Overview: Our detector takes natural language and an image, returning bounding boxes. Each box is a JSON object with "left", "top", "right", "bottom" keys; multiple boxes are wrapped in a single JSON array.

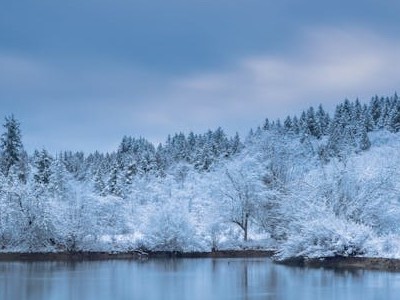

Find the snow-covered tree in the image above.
[
  {"left": 33, "top": 149, "right": 53, "bottom": 186},
  {"left": 0, "top": 115, "right": 27, "bottom": 182}
]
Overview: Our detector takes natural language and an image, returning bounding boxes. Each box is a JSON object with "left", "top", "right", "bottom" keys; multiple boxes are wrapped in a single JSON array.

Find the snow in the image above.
[{"left": 2, "top": 97, "right": 400, "bottom": 260}]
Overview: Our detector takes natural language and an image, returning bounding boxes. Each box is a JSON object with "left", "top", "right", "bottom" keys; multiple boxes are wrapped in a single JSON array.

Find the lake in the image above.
[{"left": 1, "top": 257, "right": 400, "bottom": 299}]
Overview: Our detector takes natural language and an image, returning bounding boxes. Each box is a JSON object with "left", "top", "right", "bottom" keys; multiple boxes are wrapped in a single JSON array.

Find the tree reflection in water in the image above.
[{"left": 1, "top": 258, "right": 400, "bottom": 300}]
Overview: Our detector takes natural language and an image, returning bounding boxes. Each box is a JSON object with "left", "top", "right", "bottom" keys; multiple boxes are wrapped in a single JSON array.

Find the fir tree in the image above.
[
  {"left": 284, "top": 116, "right": 293, "bottom": 133},
  {"left": 106, "top": 164, "right": 122, "bottom": 197},
  {"left": 369, "top": 95, "right": 382, "bottom": 127},
  {"left": 230, "top": 132, "right": 242, "bottom": 155},
  {"left": 292, "top": 116, "right": 300, "bottom": 134},
  {"left": 33, "top": 149, "right": 53, "bottom": 185},
  {"left": 299, "top": 111, "right": 308, "bottom": 135},
  {"left": 306, "top": 107, "right": 321, "bottom": 138},
  {"left": 363, "top": 104, "right": 374, "bottom": 132},
  {"left": 358, "top": 127, "right": 371, "bottom": 151},
  {"left": 389, "top": 102, "right": 400, "bottom": 133},
  {"left": 49, "top": 158, "right": 70, "bottom": 201},
  {"left": 93, "top": 168, "right": 106, "bottom": 196},
  {"left": 0, "top": 115, "right": 26, "bottom": 181},
  {"left": 262, "top": 118, "right": 270, "bottom": 131}
]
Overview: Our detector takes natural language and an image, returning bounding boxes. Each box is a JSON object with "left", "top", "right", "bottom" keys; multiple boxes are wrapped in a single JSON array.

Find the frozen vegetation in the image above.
[{"left": 1, "top": 94, "right": 400, "bottom": 260}]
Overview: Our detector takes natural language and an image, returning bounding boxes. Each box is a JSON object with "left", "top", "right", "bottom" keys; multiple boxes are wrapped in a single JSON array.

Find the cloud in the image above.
[
  {"left": 0, "top": 53, "right": 52, "bottom": 93},
  {"left": 165, "top": 27, "right": 400, "bottom": 125},
  {"left": 1, "top": 27, "right": 400, "bottom": 152}
]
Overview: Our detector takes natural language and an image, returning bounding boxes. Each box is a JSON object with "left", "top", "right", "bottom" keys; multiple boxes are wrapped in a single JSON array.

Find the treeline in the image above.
[
  {"left": 1, "top": 93, "right": 400, "bottom": 254},
  {"left": 67, "top": 128, "right": 243, "bottom": 198},
  {"left": 8, "top": 93, "right": 398, "bottom": 198},
  {"left": 64, "top": 93, "right": 400, "bottom": 198},
  {"left": 250, "top": 94, "right": 400, "bottom": 158}
]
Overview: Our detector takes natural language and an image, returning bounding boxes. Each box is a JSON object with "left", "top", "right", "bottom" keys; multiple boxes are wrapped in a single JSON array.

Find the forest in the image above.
[{"left": 1, "top": 94, "right": 400, "bottom": 260}]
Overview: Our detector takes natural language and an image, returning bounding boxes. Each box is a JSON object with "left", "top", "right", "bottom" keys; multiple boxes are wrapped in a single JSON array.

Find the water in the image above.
[{"left": 1, "top": 258, "right": 400, "bottom": 300}]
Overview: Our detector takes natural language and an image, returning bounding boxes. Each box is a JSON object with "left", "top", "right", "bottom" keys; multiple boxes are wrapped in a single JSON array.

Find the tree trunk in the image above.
[{"left": 244, "top": 214, "right": 248, "bottom": 241}]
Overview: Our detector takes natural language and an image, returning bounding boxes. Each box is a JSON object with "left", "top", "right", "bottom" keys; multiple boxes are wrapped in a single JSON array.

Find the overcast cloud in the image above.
[{"left": 0, "top": 1, "right": 399, "bottom": 153}]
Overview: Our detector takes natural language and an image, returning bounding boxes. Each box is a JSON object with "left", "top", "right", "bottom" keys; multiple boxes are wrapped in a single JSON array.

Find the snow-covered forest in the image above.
[{"left": 2, "top": 94, "right": 400, "bottom": 259}]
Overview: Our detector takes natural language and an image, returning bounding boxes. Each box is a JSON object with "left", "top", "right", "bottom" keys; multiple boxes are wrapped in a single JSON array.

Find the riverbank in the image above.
[
  {"left": 0, "top": 249, "right": 275, "bottom": 262},
  {"left": 2, "top": 251, "right": 400, "bottom": 273},
  {"left": 277, "top": 256, "right": 400, "bottom": 272}
]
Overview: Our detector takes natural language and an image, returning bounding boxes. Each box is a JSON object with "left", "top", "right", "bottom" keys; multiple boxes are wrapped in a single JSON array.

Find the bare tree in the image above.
[{"left": 221, "top": 168, "right": 263, "bottom": 241}]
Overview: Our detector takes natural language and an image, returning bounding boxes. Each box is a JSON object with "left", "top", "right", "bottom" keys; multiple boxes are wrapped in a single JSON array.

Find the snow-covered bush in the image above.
[
  {"left": 209, "top": 222, "right": 243, "bottom": 250},
  {"left": 275, "top": 215, "right": 374, "bottom": 260},
  {"left": 364, "top": 234, "right": 400, "bottom": 258},
  {"left": 144, "top": 201, "right": 197, "bottom": 252}
]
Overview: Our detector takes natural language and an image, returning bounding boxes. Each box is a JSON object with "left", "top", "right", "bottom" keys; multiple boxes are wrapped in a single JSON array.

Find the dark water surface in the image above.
[{"left": 1, "top": 257, "right": 400, "bottom": 300}]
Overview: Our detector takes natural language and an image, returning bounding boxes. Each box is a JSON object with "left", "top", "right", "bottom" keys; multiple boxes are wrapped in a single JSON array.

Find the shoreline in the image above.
[
  {"left": 1, "top": 250, "right": 400, "bottom": 272},
  {"left": 276, "top": 256, "right": 400, "bottom": 272},
  {"left": 0, "top": 249, "right": 275, "bottom": 262}
]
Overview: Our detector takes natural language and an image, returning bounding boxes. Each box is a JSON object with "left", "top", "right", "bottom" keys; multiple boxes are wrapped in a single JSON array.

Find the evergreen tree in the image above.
[
  {"left": 358, "top": 127, "right": 371, "bottom": 151},
  {"left": 0, "top": 115, "right": 27, "bottom": 181},
  {"left": 389, "top": 101, "right": 400, "bottom": 132},
  {"left": 306, "top": 107, "right": 321, "bottom": 138},
  {"left": 118, "top": 136, "right": 133, "bottom": 154},
  {"left": 299, "top": 111, "right": 308, "bottom": 135},
  {"left": 230, "top": 132, "right": 242, "bottom": 155},
  {"left": 49, "top": 158, "right": 70, "bottom": 201},
  {"left": 283, "top": 116, "right": 293, "bottom": 133},
  {"left": 353, "top": 99, "right": 362, "bottom": 121},
  {"left": 154, "top": 144, "right": 167, "bottom": 177},
  {"left": 327, "top": 105, "right": 351, "bottom": 158},
  {"left": 292, "top": 116, "right": 300, "bottom": 134},
  {"left": 106, "top": 164, "right": 122, "bottom": 197},
  {"left": 369, "top": 95, "right": 382, "bottom": 127},
  {"left": 275, "top": 119, "right": 282, "bottom": 132},
  {"left": 212, "top": 127, "right": 229, "bottom": 158},
  {"left": 33, "top": 149, "right": 53, "bottom": 185},
  {"left": 377, "top": 97, "right": 390, "bottom": 129},
  {"left": 262, "top": 118, "right": 270, "bottom": 131},
  {"left": 315, "top": 104, "right": 327, "bottom": 135},
  {"left": 363, "top": 104, "right": 374, "bottom": 132},
  {"left": 187, "top": 132, "right": 197, "bottom": 163},
  {"left": 93, "top": 168, "right": 106, "bottom": 196}
]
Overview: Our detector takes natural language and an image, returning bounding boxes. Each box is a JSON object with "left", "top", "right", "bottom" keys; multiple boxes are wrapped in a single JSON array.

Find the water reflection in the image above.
[{"left": 1, "top": 258, "right": 400, "bottom": 300}]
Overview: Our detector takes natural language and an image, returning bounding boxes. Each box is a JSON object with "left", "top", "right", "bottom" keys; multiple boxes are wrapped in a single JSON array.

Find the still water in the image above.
[{"left": 1, "top": 257, "right": 400, "bottom": 300}]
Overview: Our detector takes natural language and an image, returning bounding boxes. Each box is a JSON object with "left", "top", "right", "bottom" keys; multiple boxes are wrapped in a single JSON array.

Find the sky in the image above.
[{"left": 1, "top": 0, "right": 400, "bottom": 153}]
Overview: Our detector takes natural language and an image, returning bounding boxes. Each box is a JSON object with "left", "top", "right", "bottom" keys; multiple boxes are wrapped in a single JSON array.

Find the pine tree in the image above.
[
  {"left": 363, "top": 104, "right": 374, "bottom": 132},
  {"left": 212, "top": 127, "right": 229, "bottom": 158},
  {"left": 389, "top": 101, "right": 400, "bottom": 132},
  {"left": 377, "top": 97, "right": 390, "bottom": 129},
  {"left": 358, "top": 127, "right": 371, "bottom": 151},
  {"left": 118, "top": 136, "right": 133, "bottom": 154},
  {"left": 230, "top": 132, "right": 242, "bottom": 155},
  {"left": 327, "top": 104, "right": 350, "bottom": 158},
  {"left": 283, "top": 116, "right": 293, "bottom": 133},
  {"left": 154, "top": 144, "right": 167, "bottom": 177},
  {"left": 369, "top": 95, "right": 382, "bottom": 127},
  {"left": 299, "top": 111, "right": 308, "bottom": 135},
  {"left": 187, "top": 132, "right": 197, "bottom": 163},
  {"left": 33, "top": 149, "right": 53, "bottom": 185},
  {"left": 106, "top": 164, "right": 122, "bottom": 197},
  {"left": 262, "top": 118, "right": 270, "bottom": 131},
  {"left": 306, "top": 107, "right": 321, "bottom": 138},
  {"left": 0, "top": 115, "right": 26, "bottom": 181},
  {"left": 316, "top": 104, "right": 328, "bottom": 135},
  {"left": 49, "top": 158, "right": 70, "bottom": 201},
  {"left": 292, "top": 116, "right": 300, "bottom": 134},
  {"left": 275, "top": 119, "right": 282, "bottom": 131},
  {"left": 93, "top": 168, "right": 106, "bottom": 196}
]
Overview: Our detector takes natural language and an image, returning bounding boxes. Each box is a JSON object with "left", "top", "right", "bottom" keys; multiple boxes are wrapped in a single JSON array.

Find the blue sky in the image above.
[{"left": 1, "top": 0, "right": 400, "bottom": 153}]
